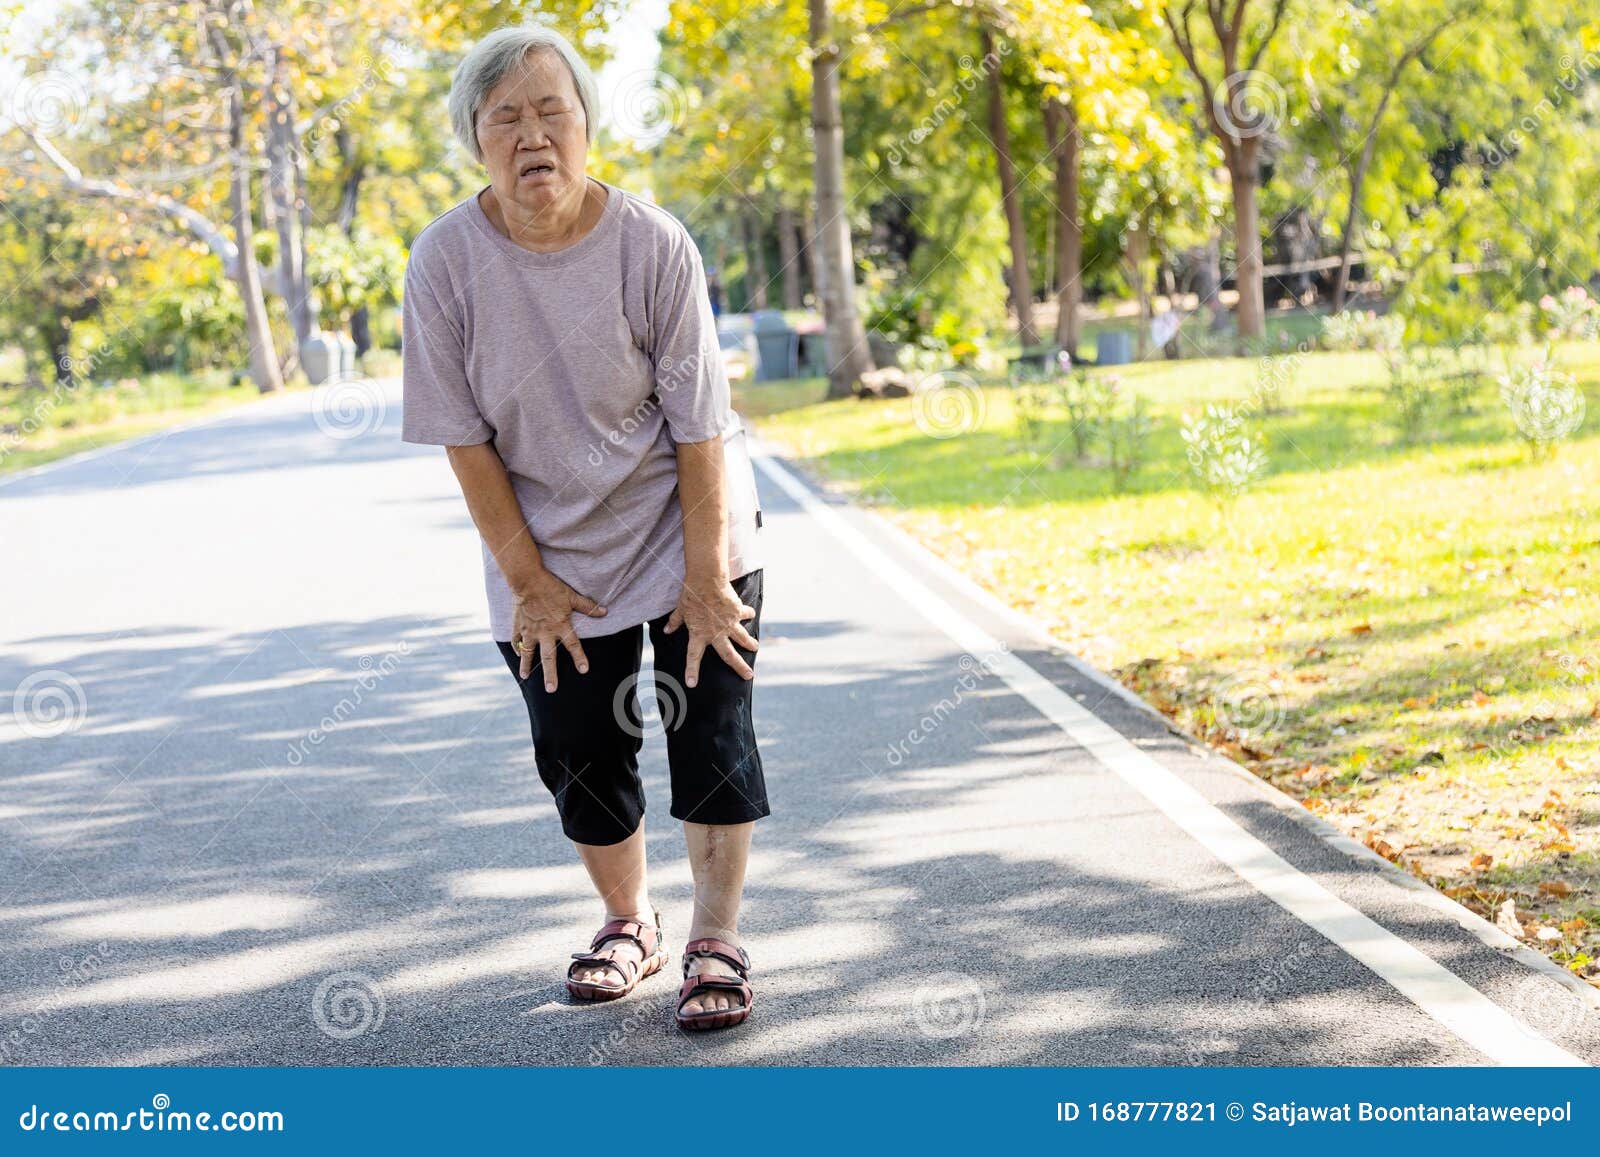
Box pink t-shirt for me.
[401,178,762,640]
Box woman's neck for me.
[483,179,604,253]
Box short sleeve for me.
[400,257,494,446]
[649,226,729,444]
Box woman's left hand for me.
[665,577,758,686]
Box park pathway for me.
[0,379,1596,1066]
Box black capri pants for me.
[497,569,769,846]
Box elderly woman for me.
[401,26,766,1032]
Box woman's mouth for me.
[519,162,556,178]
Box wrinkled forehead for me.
[480,49,578,114]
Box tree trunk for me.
[1124,218,1150,360]
[1197,236,1229,332]
[228,90,284,394]
[776,204,802,311]
[1044,97,1081,358]
[742,209,770,310]
[1227,144,1265,341]
[267,51,313,347]
[982,24,1037,349]
[799,204,824,309]
[809,0,874,398]
[46,318,73,385]
[337,135,371,355]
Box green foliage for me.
[306,226,406,331]
[1181,405,1268,504]
[1499,351,1587,457]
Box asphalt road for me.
[1,378,1596,1067]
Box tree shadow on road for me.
[0,613,1476,1067]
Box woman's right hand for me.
[510,571,607,690]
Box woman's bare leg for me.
[569,822,653,985]
[680,820,753,1014]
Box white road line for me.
[753,447,1586,1068]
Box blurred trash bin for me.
[751,309,798,381]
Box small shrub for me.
[1538,286,1600,341]
[1181,404,1268,504]
[1498,354,1586,456]
[1321,310,1405,353]
[1104,392,1154,492]
[1011,383,1053,452]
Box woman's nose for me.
[516,117,549,149]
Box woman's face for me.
[476,49,589,218]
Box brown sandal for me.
[675,937,753,1031]
[566,913,668,1001]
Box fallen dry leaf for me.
[1495,898,1522,937]
[1350,622,1374,635]
[1470,853,1494,870]
[1539,881,1575,897]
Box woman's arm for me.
[665,436,758,686]
[445,442,606,689]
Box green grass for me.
[0,368,284,474]
[741,340,1600,982]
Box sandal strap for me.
[677,972,751,1012]
[681,937,749,978]
[569,914,663,985]
[590,917,660,957]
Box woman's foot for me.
[567,911,667,1001]
[676,935,752,1030]
[679,951,744,1016]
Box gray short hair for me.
[448,26,599,161]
